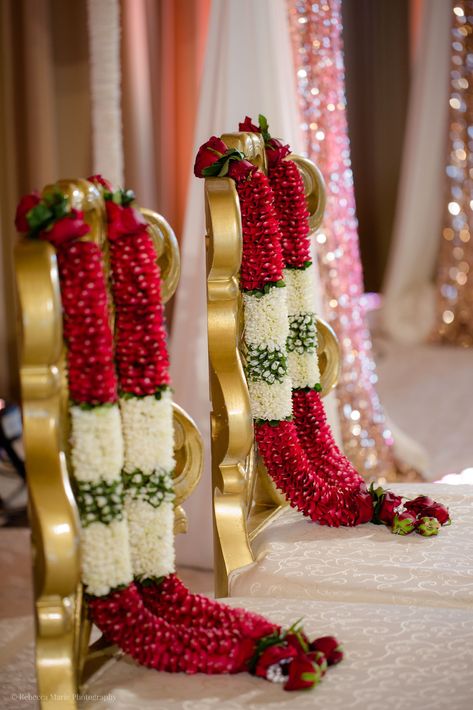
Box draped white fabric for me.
[171,0,341,568]
[381,0,451,343]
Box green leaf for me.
[27,203,54,232]
[258,114,271,142]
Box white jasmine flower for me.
[126,497,175,578]
[81,519,133,597]
[70,405,123,483]
[243,288,289,348]
[248,378,293,421]
[120,391,175,474]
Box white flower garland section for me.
[120,390,176,578]
[284,265,321,388]
[243,286,293,421]
[70,404,133,596]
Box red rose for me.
[285,631,310,654]
[194,136,228,177]
[15,192,41,232]
[266,138,291,168]
[378,491,403,526]
[357,489,374,524]
[310,636,344,666]
[231,637,256,672]
[239,116,260,133]
[404,495,436,515]
[41,210,89,247]
[88,174,113,190]
[392,511,417,535]
[421,503,450,526]
[255,644,295,680]
[307,650,328,677]
[228,158,257,182]
[284,653,322,691]
[106,201,147,240]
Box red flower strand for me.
[105,200,170,395]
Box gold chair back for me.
[15,179,203,708]
[205,133,340,597]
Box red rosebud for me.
[421,503,450,526]
[266,138,291,168]
[404,495,436,514]
[231,637,257,672]
[284,653,321,691]
[227,159,257,182]
[416,516,441,537]
[88,174,113,190]
[378,491,404,526]
[41,210,89,247]
[255,645,295,680]
[239,116,260,133]
[310,636,344,666]
[193,136,228,177]
[357,489,374,524]
[15,192,41,232]
[392,511,417,535]
[307,650,328,677]
[106,201,148,240]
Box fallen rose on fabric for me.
[392,511,418,535]
[417,516,441,537]
[377,491,404,526]
[284,653,323,691]
[309,636,344,666]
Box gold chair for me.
[205,133,340,597]
[15,179,203,709]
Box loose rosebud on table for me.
[417,517,441,537]
[392,511,417,535]
[368,484,451,536]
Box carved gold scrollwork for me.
[288,154,327,233]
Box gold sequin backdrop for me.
[433,0,473,346]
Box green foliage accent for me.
[202,148,245,177]
[138,575,166,587]
[243,280,286,298]
[75,478,124,527]
[285,261,313,271]
[27,190,69,236]
[254,416,293,427]
[74,401,115,411]
[119,385,170,401]
[293,383,322,393]
[103,188,136,206]
[258,114,271,143]
[123,468,175,508]
[287,313,317,354]
[246,344,287,384]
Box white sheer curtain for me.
[171,0,341,569]
[381,0,451,343]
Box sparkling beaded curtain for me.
[288,0,407,480]
[433,0,473,346]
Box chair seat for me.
[230,484,473,609]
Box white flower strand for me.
[120,392,175,474]
[284,264,322,389]
[70,405,124,483]
[69,403,133,596]
[120,392,176,578]
[243,287,289,348]
[126,497,175,579]
[248,378,293,421]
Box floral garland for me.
[195,129,451,536]
[15,184,341,690]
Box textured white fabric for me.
[230,484,473,609]
[381,0,451,343]
[171,0,341,568]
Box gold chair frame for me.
[15,180,203,709]
[205,133,340,597]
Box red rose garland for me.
[16,185,340,689]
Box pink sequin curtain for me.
[287,0,411,481]
[433,0,473,346]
